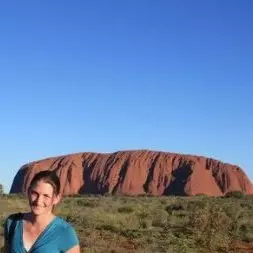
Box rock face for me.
[10,150,253,196]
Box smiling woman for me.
[3,170,80,253]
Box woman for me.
[4,170,80,253]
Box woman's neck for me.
[25,212,55,228]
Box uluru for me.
[10,150,253,196]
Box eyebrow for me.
[31,190,51,198]
[31,190,39,194]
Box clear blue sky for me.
[0,0,252,193]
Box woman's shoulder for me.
[54,216,79,246]
[55,216,77,231]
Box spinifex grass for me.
[1,194,253,253]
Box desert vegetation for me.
[0,185,3,194]
[1,193,253,252]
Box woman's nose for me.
[36,195,44,205]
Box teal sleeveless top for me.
[4,213,79,253]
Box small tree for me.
[225,191,244,199]
[0,184,4,194]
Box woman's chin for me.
[31,206,45,215]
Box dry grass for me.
[1,193,253,252]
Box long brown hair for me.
[29,170,61,196]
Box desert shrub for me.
[137,211,149,219]
[121,229,143,239]
[165,203,185,213]
[194,193,208,197]
[117,206,134,213]
[5,193,26,199]
[189,202,232,250]
[225,191,244,199]
[222,201,243,238]
[0,184,4,194]
[75,199,98,207]
[238,218,253,242]
[187,199,210,211]
[159,198,168,205]
[241,231,253,243]
[99,224,120,233]
[60,213,89,228]
[2,193,253,252]
[151,209,168,227]
[139,219,152,229]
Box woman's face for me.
[28,180,60,216]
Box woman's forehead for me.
[31,180,54,194]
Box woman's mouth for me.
[33,205,43,209]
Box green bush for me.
[165,203,185,213]
[1,194,253,252]
[0,184,4,194]
[225,191,244,198]
[151,209,168,227]
[75,199,98,207]
[189,202,232,250]
[117,206,134,213]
